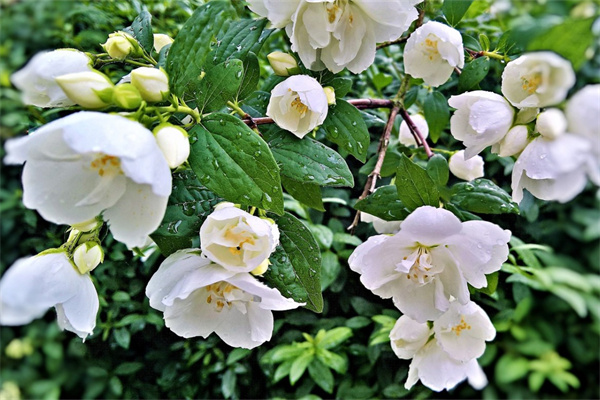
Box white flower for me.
[566,84,600,147]
[249,0,421,73]
[55,70,114,109]
[449,91,515,159]
[0,252,99,339]
[11,49,93,108]
[391,301,494,392]
[501,52,575,108]
[511,134,599,203]
[449,150,485,181]
[404,21,465,87]
[360,212,402,234]
[399,114,429,147]
[349,206,510,322]
[146,249,302,349]
[153,124,190,169]
[491,125,530,157]
[4,112,172,248]
[153,33,174,53]
[200,205,280,273]
[535,108,567,140]
[266,75,328,138]
[267,51,299,76]
[130,67,170,102]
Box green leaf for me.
[151,170,223,256]
[424,91,449,143]
[274,360,293,383]
[195,59,243,113]
[114,362,144,376]
[321,251,341,291]
[264,212,323,312]
[318,327,353,349]
[317,349,347,374]
[426,154,449,187]
[188,113,284,214]
[354,185,410,221]
[478,271,499,296]
[396,155,440,211]
[166,1,234,97]
[527,18,594,71]
[450,178,519,214]
[290,352,314,385]
[495,354,530,384]
[282,177,325,211]
[213,18,269,63]
[322,99,369,162]
[372,72,393,91]
[442,0,474,26]
[124,10,153,53]
[308,359,334,394]
[458,57,490,92]
[236,52,260,102]
[329,77,352,97]
[265,128,354,187]
[113,328,130,349]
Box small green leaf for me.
[322,99,369,162]
[282,177,325,211]
[114,362,144,376]
[213,18,269,63]
[495,354,530,384]
[125,10,153,53]
[113,328,131,349]
[478,271,499,296]
[308,359,334,394]
[321,251,341,291]
[317,349,347,374]
[195,59,243,113]
[442,0,474,26]
[188,113,284,214]
[236,52,260,102]
[273,360,293,383]
[450,178,519,214]
[396,155,440,211]
[458,57,490,92]
[290,352,314,385]
[329,77,352,97]
[318,327,353,349]
[424,91,449,143]
[372,72,393,91]
[354,185,410,221]
[426,154,449,187]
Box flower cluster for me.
[350,206,510,390]
[146,204,302,349]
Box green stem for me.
[432,148,457,156]
[482,51,505,60]
[227,101,247,117]
[124,59,154,67]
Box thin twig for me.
[376,36,408,50]
[399,109,433,158]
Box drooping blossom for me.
[491,125,530,158]
[153,124,191,169]
[4,111,172,248]
[360,212,402,234]
[146,249,302,349]
[55,70,114,109]
[399,114,429,147]
[349,206,510,322]
[449,150,485,181]
[130,67,170,102]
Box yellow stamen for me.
[451,316,472,336]
[291,96,308,115]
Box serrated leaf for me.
[213,18,269,64]
[195,59,243,113]
[426,154,449,187]
[237,52,260,101]
[450,178,519,214]
[264,212,323,312]
[424,91,449,143]
[308,359,334,394]
[188,113,284,214]
[166,1,234,97]
[282,177,324,211]
[442,0,474,26]
[396,155,440,211]
[129,10,153,53]
[322,99,369,162]
[265,128,353,187]
[458,57,490,92]
[354,185,410,221]
[151,170,223,256]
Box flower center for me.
[224,227,256,255]
[521,73,542,94]
[451,316,472,336]
[400,247,436,285]
[422,35,440,61]
[89,154,122,177]
[205,282,242,312]
[291,96,309,116]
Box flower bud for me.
[449,150,484,181]
[153,124,190,169]
[55,70,114,108]
[5,338,33,359]
[323,86,336,105]
[153,33,174,53]
[102,32,139,60]
[73,242,104,274]
[251,258,270,276]
[535,108,567,140]
[72,218,101,233]
[267,51,299,76]
[112,83,143,109]
[131,67,170,102]
[515,107,539,124]
[214,201,237,211]
[493,125,530,157]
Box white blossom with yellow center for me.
[4,111,172,248]
[146,249,302,349]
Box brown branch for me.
[376,36,408,50]
[399,108,433,158]
[348,106,400,231]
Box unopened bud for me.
[251,258,270,276]
[131,67,169,102]
[536,108,567,140]
[515,107,539,125]
[153,124,190,168]
[112,83,143,109]
[493,125,530,157]
[449,150,484,181]
[55,70,113,108]
[323,86,336,105]
[153,33,174,53]
[267,51,299,76]
[214,201,237,211]
[73,242,104,274]
[72,219,101,233]
[102,32,139,60]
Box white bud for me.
[153,34,174,53]
[399,114,429,147]
[323,86,336,105]
[73,242,104,274]
[449,150,485,181]
[494,125,530,157]
[267,51,298,76]
[153,124,190,169]
[131,67,170,102]
[515,107,539,124]
[55,70,114,108]
[251,258,270,276]
[102,32,138,60]
[71,218,101,232]
[535,108,567,140]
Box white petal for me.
[215,302,274,348]
[227,273,302,310]
[55,274,99,339]
[399,206,462,246]
[390,315,431,359]
[392,278,444,323]
[163,289,223,338]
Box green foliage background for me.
[1,0,599,399]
